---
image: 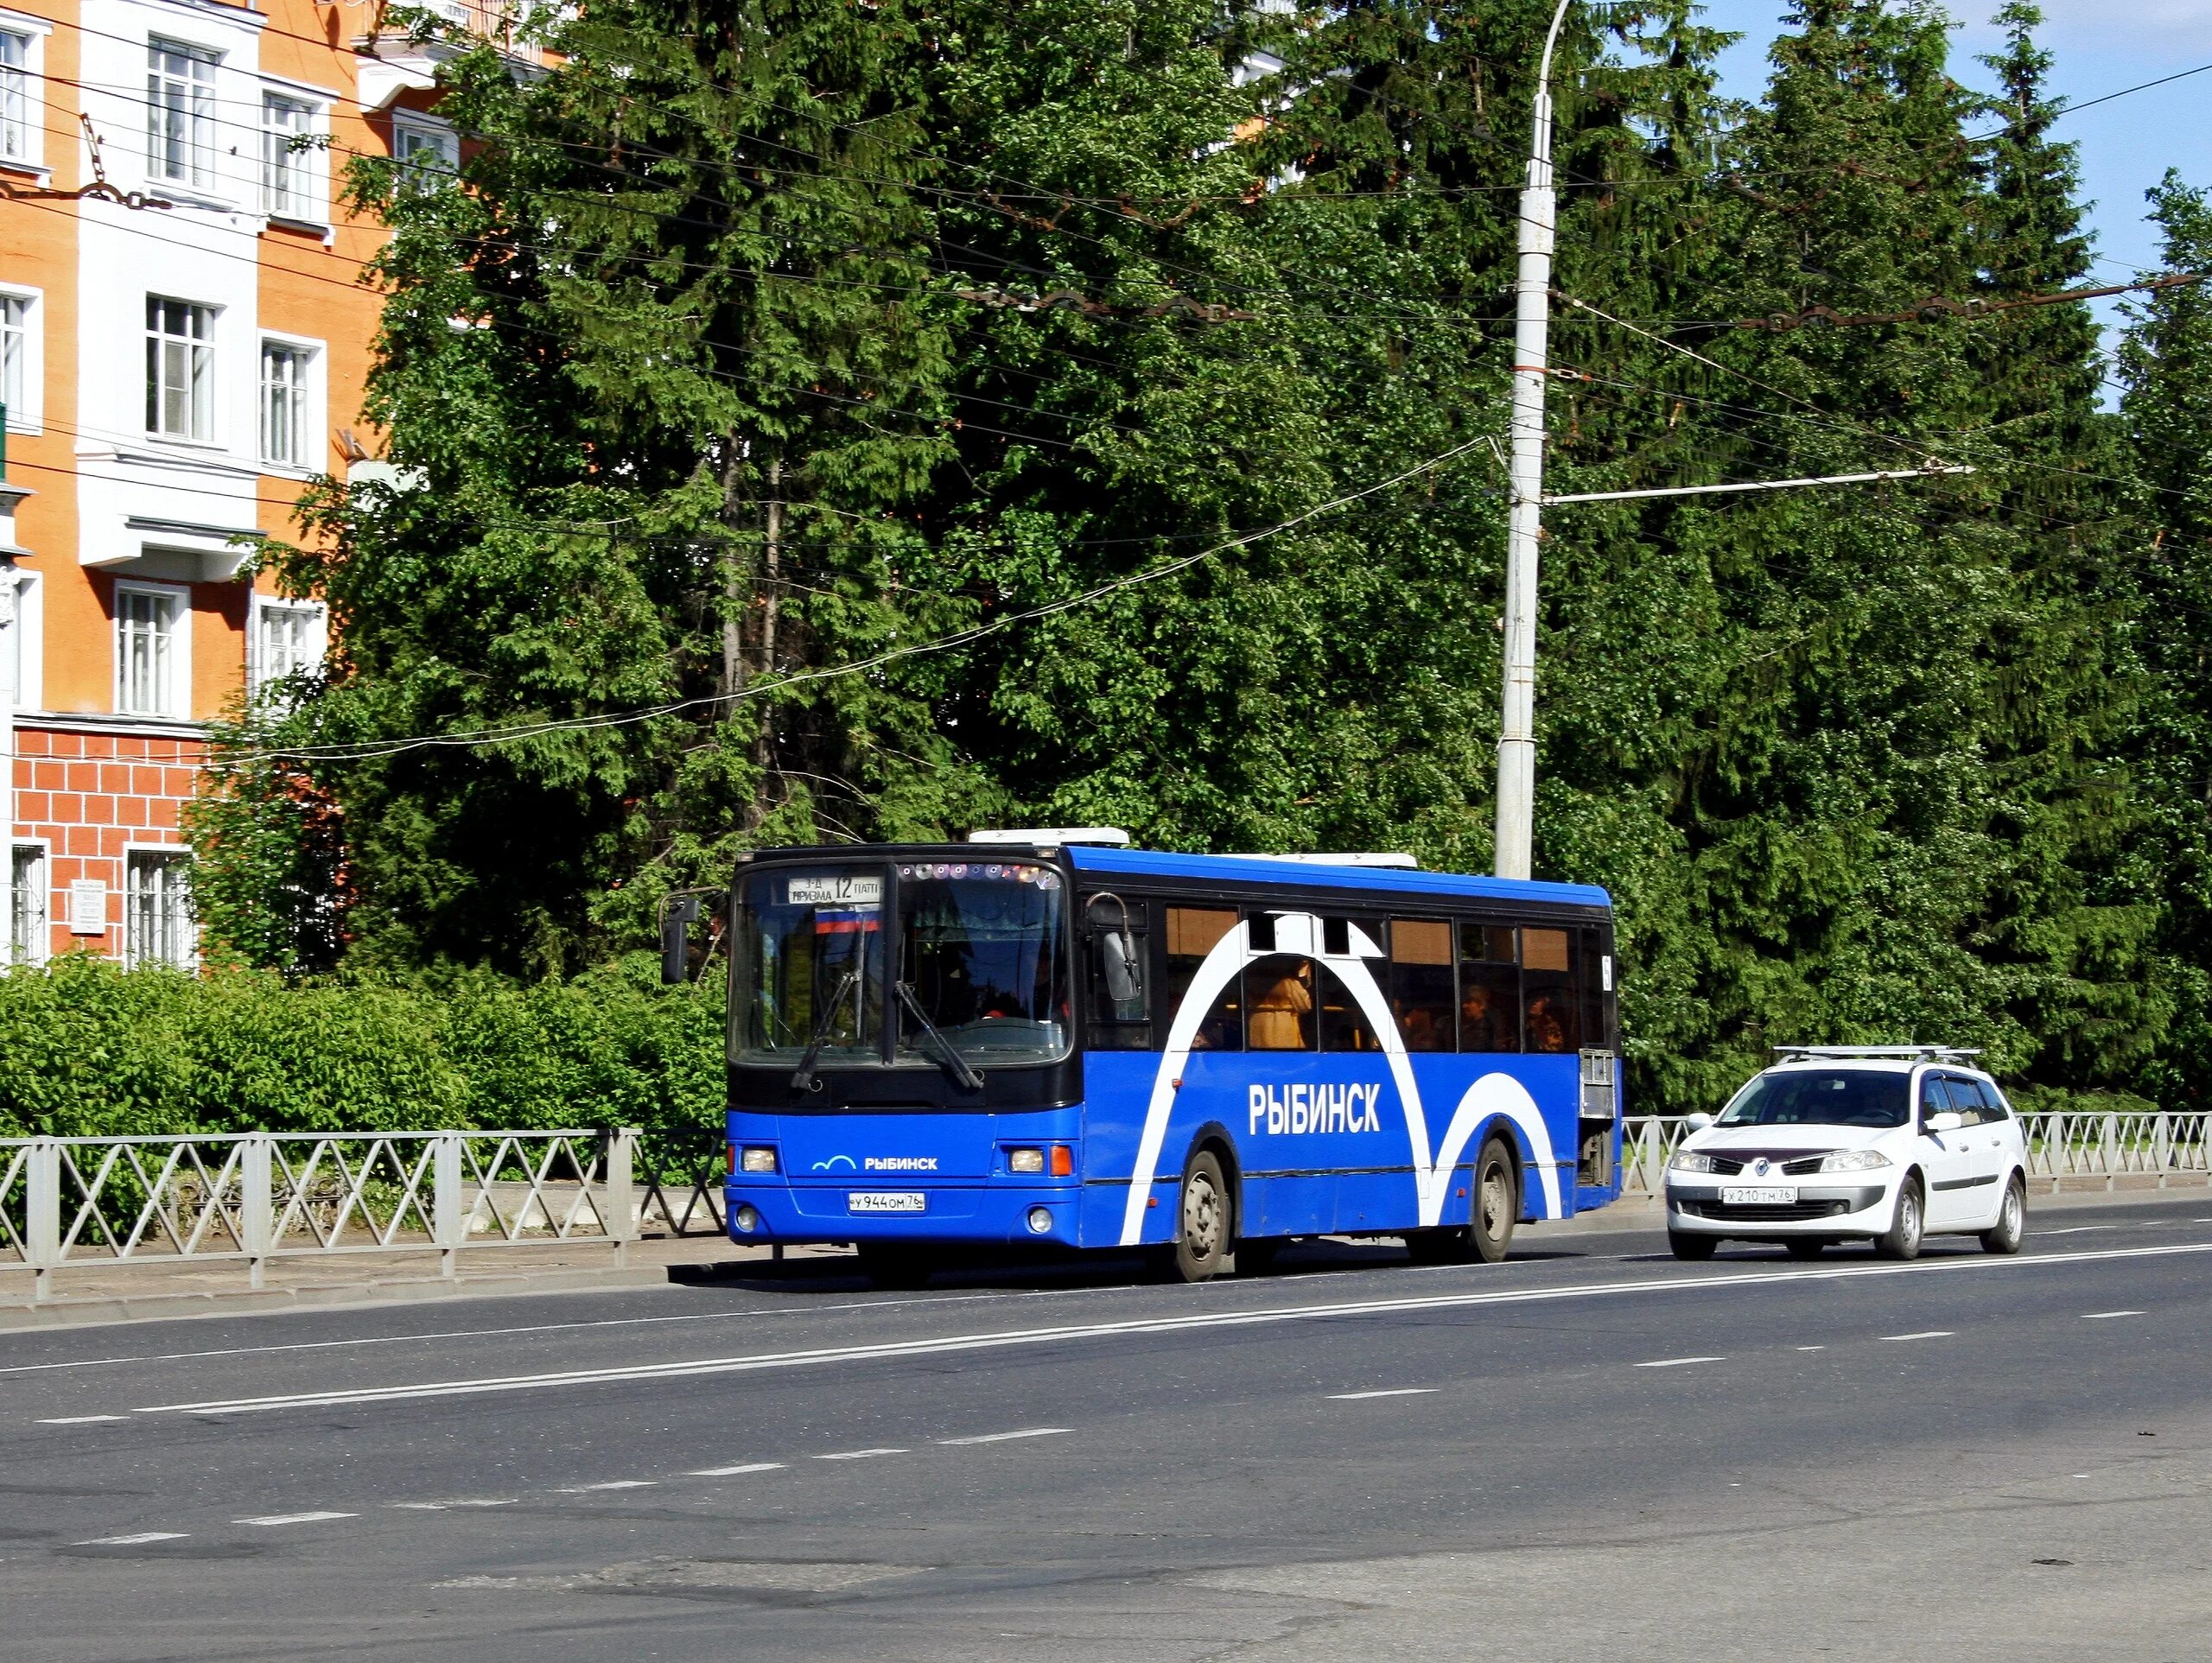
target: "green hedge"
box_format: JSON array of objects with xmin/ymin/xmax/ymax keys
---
[{"xmin": 0, "ymin": 955, "xmax": 727, "ymax": 1141}]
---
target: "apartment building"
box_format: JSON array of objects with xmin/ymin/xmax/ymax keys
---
[{"xmin": 0, "ymin": 0, "xmax": 524, "ymax": 967}]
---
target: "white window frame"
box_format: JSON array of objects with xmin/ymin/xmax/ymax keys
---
[
  {"xmin": 0, "ymin": 281, "xmax": 37, "ymax": 432},
  {"xmin": 10, "ymin": 565, "xmax": 41, "ymax": 711},
  {"xmin": 0, "ymin": 12, "xmax": 49, "ymax": 175},
  {"xmin": 10, "ymin": 839, "xmax": 48, "ymax": 965},
  {"xmin": 146, "ymin": 295, "xmax": 218, "ymax": 444},
  {"xmin": 391, "ymin": 116, "xmax": 459, "ymax": 191},
  {"xmin": 147, "ymin": 37, "xmax": 220, "ymax": 189},
  {"xmin": 260, "ymin": 89, "xmax": 321, "ymax": 222},
  {"xmin": 113, "ymin": 578, "xmax": 191, "ymax": 719},
  {"xmin": 257, "ymin": 335, "xmax": 321, "ymax": 470},
  {"xmin": 123, "ymin": 846, "xmax": 195, "ymax": 970},
  {"xmin": 248, "ymin": 592, "xmax": 326, "ymax": 701}
]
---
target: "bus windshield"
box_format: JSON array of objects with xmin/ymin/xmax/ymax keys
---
[
  {"xmin": 730, "ymin": 860, "xmax": 1070, "ymax": 1070},
  {"xmin": 896, "ymin": 861, "xmax": 1069, "ymax": 1066},
  {"xmin": 731, "ymin": 866, "xmax": 887, "ymax": 1066}
]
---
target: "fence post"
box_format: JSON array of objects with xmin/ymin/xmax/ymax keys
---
[
  {"xmin": 433, "ymin": 1133, "xmax": 465, "ymax": 1280},
  {"xmin": 27, "ymin": 1138, "xmax": 59, "ymax": 1304},
  {"xmin": 2101, "ymin": 1112, "xmax": 2118, "ymax": 1191},
  {"xmin": 606, "ymin": 1129, "xmax": 637, "ymax": 1268},
  {"xmin": 241, "ymin": 1134, "xmax": 273, "ymax": 1291}
]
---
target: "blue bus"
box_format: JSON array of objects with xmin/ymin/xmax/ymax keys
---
[{"xmin": 721, "ymin": 835, "xmax": 1624, "ymax": 1284}]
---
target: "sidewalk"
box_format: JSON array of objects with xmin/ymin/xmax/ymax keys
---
[{"xmin": 3, "ymin": 1175, "xmax": 2201, "ymax": 1335}]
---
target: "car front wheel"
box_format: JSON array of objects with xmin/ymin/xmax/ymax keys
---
[
  {"xmin": 1877, "ymin": 1177, "xmax": 1924, "ymax": 1260},
  {"xmin": 1980, "ymin": 1173, "xmax": 2027, "ymax": 1255},
  {"xmin": 1669, "ymin": 1231, "xmax": 1717, "ymax": 1261}
]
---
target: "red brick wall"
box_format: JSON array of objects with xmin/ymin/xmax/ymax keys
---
[{"xmin": 15, "ymin": 724, "xmax": 200, "ymax": 960}]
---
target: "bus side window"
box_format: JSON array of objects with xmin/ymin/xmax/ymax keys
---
[
  {"xmin": 1388, "ymin": 919, "xmax": 1454, "ymax": 1051},
  {"xmin": 1166, "ymin": 906, "xmax": 1241, "ymax": 1051},
  {"xmin": 1459, "ymin": 921, "xmax": 1521, "ymax": 1052},
  {"xmin": 1578, "ymin": 927, "xmax": 1611, "ymax": 1050},
  {"xmin": 1244, "ymin": 955, "xmax": 1315, "ymax": 1051},
  {"xmin": 1522, "ymin": 927, "xmax": 1580, "ymax": 1053},
  {"xmin": 1319, "ymin": 917, "xmax": 1380, "ymax": 1050}
]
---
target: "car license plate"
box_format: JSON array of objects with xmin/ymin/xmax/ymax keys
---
[
  {"xmin": 848, "ymin": 1191, "xmax": 926, "ymax": 1215},
  {"xmin": 1720, "ymin": 1185, "xmax": 1795, "ymax": 1206}
]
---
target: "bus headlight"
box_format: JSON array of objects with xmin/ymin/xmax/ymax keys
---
[
  {"xmin": 1007, "ymin": 1147, "xmax": 1045, "ymax": 1174},
  {"xmin": 1026, "ymin": 1207, "xmax": 1054, "ymax": 1235},
  {"xmin": 740, "ymin": 1147, "xmax": 779, "ymax": 1174}
]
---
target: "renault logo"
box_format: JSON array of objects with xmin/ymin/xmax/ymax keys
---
[{"xmin": 1752, "ymin": 1157, "xmax": 1771, "ymax": 1177}]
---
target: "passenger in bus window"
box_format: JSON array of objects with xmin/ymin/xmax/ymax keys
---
[
  {"xmin": 1247, "ymin": 959, "xmax": 1315, "ymax": 1050},
  {"xmin": 1524, "ymin": 992, "xmax": 1573, "ymax": 1053}
]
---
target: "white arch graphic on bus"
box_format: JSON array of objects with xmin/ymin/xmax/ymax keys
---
[{"xmin": 1116, "ymin": 912, "xmax": 1563, "ymax": 1247}]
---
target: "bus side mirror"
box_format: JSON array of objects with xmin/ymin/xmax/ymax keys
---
[{"xmin": 660, "ymin": 892, "xmax": 703, "ymax": 985}]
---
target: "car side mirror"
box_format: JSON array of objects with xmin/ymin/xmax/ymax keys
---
[
  {"xmin": 1684, "ymin": 1112, "xmax": 1713, "ymax": 1132},
  {"xmin": 1923, "ymin": 1109, "xmax": 1964, "ymax": 1134}
]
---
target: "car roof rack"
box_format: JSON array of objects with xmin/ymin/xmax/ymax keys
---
[{"xmin": 1772, "ymin": 1044, "xmax": 1983, "ymax": 1063}]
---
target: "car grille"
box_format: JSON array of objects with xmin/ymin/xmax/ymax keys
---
[
  {"xmin": 1675, "ymin": 1197, "xmax": 1854, "ymax": 1222},
  {"xmin": 1705, "ymin": 1150, "xmax": 1834, "ymax": 1177}
]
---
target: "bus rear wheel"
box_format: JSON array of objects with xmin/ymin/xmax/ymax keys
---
[{"xmin": 1173, "ymin": 1150, "xmax": 1230, "ymax": 1283}]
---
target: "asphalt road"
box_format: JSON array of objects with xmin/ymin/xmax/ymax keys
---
[{"xmin": 3, "ymin": 1195, "xmax": 2210, "ymax": 1662}]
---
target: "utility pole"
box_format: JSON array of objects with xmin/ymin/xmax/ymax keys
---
[{"xmin": 1494, "ymin": 0, "xmax": 1573, "ymax": 882}]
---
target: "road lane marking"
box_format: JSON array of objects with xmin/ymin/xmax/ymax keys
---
[
  {"xmin": 74, "ymin": 1533, "xmax": 186, "ymax": 1546},
  {"xmin": 1327, "ymin": 1388, "xmax": 1440, "ymax": 1400},
  {"xmin": 111, "ymin": 1241, "xmax": 2212, "ymax": 1421},
  {"xmin": 1881, "ymin": 1330, "xmax": 1955, "ymax": 1342},
  {"xmin": 813, "ymin": 1448, "xmax": 906, "ymax": 1461},
  {"xmin": 2082, "ymin": 1311, "xmax": 2145, "ymax": 1320},
  {"xmin": 36, "ymin": 1414, "xmax": 128, "ymax": 1425},
  {"xmin": 937, "ymin": 1428, "xmax": 1072, "ymax": 1444},
  {"xmin": 687, "ymin": 1462, "xmax": 786, "ymax": 1476},
  {"xmin": 234, "ymin": 1511, "xmax": 357, "ymax": 1527},
  {"xmin": 2041, "ymin": 1226, "xmax": 2116, "ymax": 1236},
  {"xmin": 389, "ymin": 1500, "xmax": 516, "ymax": 1510},
  {"xmin": 1796, "ymin": 1346, "xmax": 1826, "ymax": 1352},
  {"xmin": 1634, "ymin": 1356, "xmax": 1725, "ymax": 1368},
  {"xmin": 553, "ymin": 1481, "xmax": 654, "ymax": 1492}
]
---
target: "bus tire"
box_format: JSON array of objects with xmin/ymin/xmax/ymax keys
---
[
  {"xmin": 1173, "ymin": 1150, "xmax": 1230, "ymax": 1283},
  {"xmin": 855, "ymin": 1244, "xmax": 934, "ymax": 1290},
  {"xmin": 1471, "ymin": 1135, "xmax": 1518, "ymax": 1264}
]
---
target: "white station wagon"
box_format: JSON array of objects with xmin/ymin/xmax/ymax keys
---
[{"xmin": 1664, "ymin": 1047, "xmax": 2028, "ymax": 1261}]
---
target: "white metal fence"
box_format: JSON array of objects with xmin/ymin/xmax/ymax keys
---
[
  {"xmin": 0, "ymin": 1128, "xmax": 729, "ymax": 1302},
  {"xmin": 1622, "ymin": 1111, "xmax": 2212, "ymax": 1198}
]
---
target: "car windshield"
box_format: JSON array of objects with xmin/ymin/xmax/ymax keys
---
[
  {"xmin": 896, "ymin": 861, "xmax": 1070, "ymax": 1065},
  {"xmin": 1717, "ymin": 1069, "xmax": 1910, "ymax": 1129}
]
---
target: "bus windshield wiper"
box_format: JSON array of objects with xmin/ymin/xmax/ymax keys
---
[
  {"xmin": 790, "ymin": 967, "xmax": 862, "ymax": 1092},
  {"xmin": 896, "ymin": 981, "xmax": 985, "ymax": 1092}
]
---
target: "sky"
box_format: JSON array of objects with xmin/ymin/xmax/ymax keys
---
[{"xmin": 1691, "ymin": 0, "xmax": 2212, "ymax": 354}]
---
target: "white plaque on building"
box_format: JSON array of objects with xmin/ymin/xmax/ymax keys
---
[{"xmin": 68, "ymin": 879, "xmax": 107, "ymax": 936}]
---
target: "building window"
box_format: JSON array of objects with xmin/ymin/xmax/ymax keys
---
[
  {"xmin": 146, "ymin": 39, "xmax": 218, "ymax": 187},
  {"xmin": 10, "ymin": 845, "xmax": 45, "ymax": 964},
  {"xmin": 0, "ymin": 29, "xmax": 30, "ymax": 166},
  {"xmin": 392, "ymin": 119, "xmax": 458, "ymax": 191},
  {"xmin": 261, "ymin": 92, "xmax": 316, "ymax": 219},
  {"xmin": 0, "ymin": 291, "xmax": 29, "ymax": 426},
  {"xmin": 259, "ymin": 340, "xmax": 311, "ymax": 466},
  {"xmin": 253, "ymin": 597, "xmax": 322, "ymax": 699},
  {"xmin": 146, "ymin": 297, "xmax": 214, "ymax": 441},
  {"xmin": 125, "ymin": 851, "xmax": 194, "ymax": 969},
  {"xmin": 116, "ymin": 583, "xmax": 185, "ymax": 716}
]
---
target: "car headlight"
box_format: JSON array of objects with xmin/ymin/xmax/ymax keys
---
[
  {"xmin": 1817, "ymin": 1149, "xmax": 1892, "ymax": 1173},
  {"xmin": 740, "ymin": 1146, "xmax": 779, "ymax": 1174},
  {"xmin": 1668, "ymin": 1150, "xmax": 1719, "ymax": 1174}
]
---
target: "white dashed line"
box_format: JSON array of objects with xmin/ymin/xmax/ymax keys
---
[
  {"xmin": 1327, "ymin": 1387, "xmax": 1440, "ymax": 1400},
  {"xmin": 1881, "ymin": 1330, "xmax": 1955, "ymax": 1342},
  {"xmin": 36, "ymin": 1414, "xmax": 129, "ymax": 1425},
  {"xmin": 553, "ymin": 1481, "xmax": 654, "ymax": 1493},
  {"xmin": 937, "ymin": 1427, "xmax": 1073, "ymax": 1444},
  {"xmin": 688, "ymin": 1462, "xmax": 786, "ymax": 1477},
  {"xmin": 1796, "ymin": 1346, "xmax": 1826, "ymax": 1352},
  {"xmin": 1635, "ymin": 1356, "xmax": 1725, "ymax": 1368},
  {"xmin": 2041, "ymin": 1226, "xmax": 2116, "ymax": 1236},
  {"xmin": 73, "ymin": 1533, "xmax": 187, "ymax": 1546},
  {"xmin": 813, "ymin": 1448, "xmax": 906, "ymax": 1461},
  {"xmin": 2082, "ymin": 1311, "xmax": 2145, "ymax": 1320},
  {"xmin": 389, "ymin": 1499, "xmax": 516, "ymax": 1511},
  {"xmin": 234, "ymin": 1512, "xmax": 357, "ymax": 1527}
]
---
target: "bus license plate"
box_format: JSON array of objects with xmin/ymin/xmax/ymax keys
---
[
  {"xmin": 848, "ymin": 1191, "xmax": 926, "ymax": 1214},
  {"xmin": 1720, "ymin": 1185, "xmax": 1794, "ymax": 1206}
]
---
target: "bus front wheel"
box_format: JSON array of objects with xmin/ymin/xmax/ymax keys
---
[{"xmin": 1173, "ymin": 1150, "xmax": 1231, "ymax": 1283}]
